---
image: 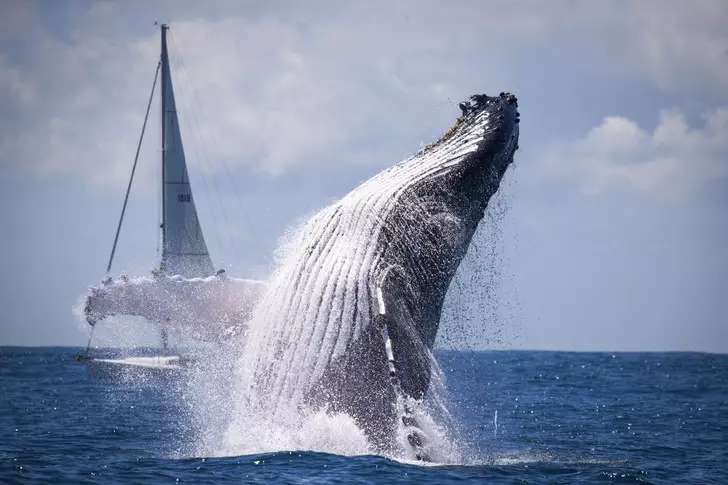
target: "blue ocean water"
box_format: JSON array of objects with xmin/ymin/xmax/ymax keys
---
[{"xmin": 1, "ymin": 347, "xmax": 726, "ymax": 484}]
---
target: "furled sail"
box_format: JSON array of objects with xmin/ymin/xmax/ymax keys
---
[{"xmin": 160, "ymin": 27, "xmax": 214, "ymax": 278}]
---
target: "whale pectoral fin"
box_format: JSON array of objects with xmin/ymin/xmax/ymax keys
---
[
  {"xmin": 375, "ymin": 278, "xmax": 434, "ymax": 461},
  {"xmin": 376, "ymin": 275, "xmax": 433, "ymax": 401}
]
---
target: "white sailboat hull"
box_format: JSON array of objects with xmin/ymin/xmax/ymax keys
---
[{"xmin": 84, "ymin": 355, "xmax": 186, "ymax": 379}]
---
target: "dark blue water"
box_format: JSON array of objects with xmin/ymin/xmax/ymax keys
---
[{"xmin": 1, "ymin": 348, "xmax": 726, "ymax": 484}]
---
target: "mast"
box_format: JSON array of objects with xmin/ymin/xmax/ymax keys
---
[{"xmin": 160, "ymin": 23, "xmax": 169, "ymax": 273}]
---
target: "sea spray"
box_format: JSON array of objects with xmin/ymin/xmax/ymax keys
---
[
  {"xmin": 182, "ymin": 93, "xmax": 519, "ymax": 461},
  {"xmin": 438, "ymin": 184, "xmax": 519, "ymax": 351}
]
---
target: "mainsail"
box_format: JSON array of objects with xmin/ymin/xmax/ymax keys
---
[{"xmin": 160, "ymin": 25, "xmax": 214, "ymax": 278}]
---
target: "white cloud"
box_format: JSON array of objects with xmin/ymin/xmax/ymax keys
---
[
  {"xmin": 0, "ymin": 1, "xmax": 727, "ymax": 190},
  {"xmin": 631, "ymin": 1, "xmax": 728, "ymax": 93},
  {"xmin": 538, "ymin": 108, "xmax": 728, "ymax": 199},
  {"xmin": 514, "ymin": 1, "xmax": 728, "ymax": 95},
  {"xmin": 0, "ymin": 3, "xmax": 481, "ymax": 188},
  {"xmin": 0, "ymin": 55, "xmax": 35, "ymax": 105}
]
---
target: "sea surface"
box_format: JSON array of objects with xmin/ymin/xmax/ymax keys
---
[{"xmin": 1, "ymin": 347, "xmax": 726, "ymax": 484}]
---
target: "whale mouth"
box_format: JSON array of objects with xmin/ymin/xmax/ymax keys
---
[
  {"xmin": 425, "ymin": 92, "xmax": 520, "ymax": 165},
  {"xmin": 467, "ymin": 92, "xmax": 520, "ymax": 179},
  {"xmin": 466, "ymin": 92, "xmax": 520, "ymax": 154},
  {"xmin": 462, "ymin": 91, "xmax": 519, "ymax": 124}
]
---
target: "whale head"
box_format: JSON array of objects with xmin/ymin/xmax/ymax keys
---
[{"xmin": 363, "ymin": 93, "xmax": 520, "ymax": 415}]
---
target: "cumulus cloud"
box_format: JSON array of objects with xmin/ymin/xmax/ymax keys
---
[
  {"xmin": 0, "ymin": 55, "xmax": 35, "ymax": 105},
  {"xmin": 0, "ymin": 0, "xmax": 727, "ymax": 190},
  {"xmin": 0, "ymin": 1, "xmax": 488, "ymax": 188},
  {"xmin": 631, "ymin": 1, "xmax": 728, "ymax": 93},
  {"xmin": 538, "ymin": 108, "xmax": 728, "ymax": 199}
]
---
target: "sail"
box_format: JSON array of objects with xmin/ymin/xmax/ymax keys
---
[{"xmin": 161, "ymin": 27, "xmax": 214, "ymax": 278}]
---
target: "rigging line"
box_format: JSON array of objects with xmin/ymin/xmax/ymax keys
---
[
  {"xmin": 167, "ymin": 36, "xmax": 241, "ymax": 262},
  {"xmin": 166, "ymin": 51, "xmax": 225, "ymax": 263},
  {"xmin": 106, "ymin": 61, "xmax": 161, "ymax": 275},
  {"xmin": 166, "ymin": 35, "xmax": 238, "ymax": 258},
  {"xmin": 167, "ymin": 33, "xmax": 255, "ymax": 239},
  {"xmin": 84, "ymin": 325, "xmax": 95, "ymax": 353},
  {"xmin": 183, "ymin": 99, "xmax": 243, "ymax": 263}
]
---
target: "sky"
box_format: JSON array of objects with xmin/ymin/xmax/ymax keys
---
[{"xmin": 0, "ymin": 0, "xmax": 726, "ymax": 352}]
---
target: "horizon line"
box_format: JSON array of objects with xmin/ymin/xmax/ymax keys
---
[{"xmin": 1, "ymin": 345, "xmax": 726, "ymax": 356}]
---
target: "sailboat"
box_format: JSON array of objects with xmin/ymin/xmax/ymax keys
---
[{"xmin": 76, "ymin": 24, "xmax": 264, "ymax": 377}]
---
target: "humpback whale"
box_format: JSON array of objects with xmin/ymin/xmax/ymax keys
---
[{"xmin": 231, "ymin": 92, "xmax": 520, "ymax": 459}]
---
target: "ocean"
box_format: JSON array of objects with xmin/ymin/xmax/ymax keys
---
[{"xmin": 1, "ymin": 347, "xmax": 726, "ymax": 484}]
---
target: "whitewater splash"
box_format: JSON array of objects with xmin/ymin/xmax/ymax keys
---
[
  {"xmin": 80, "ymin": 274, "xmax": 265, "ymax": 342},
  {"xmin": 179, "ymin": 93, "xmax": 521, "ymax": 462}
]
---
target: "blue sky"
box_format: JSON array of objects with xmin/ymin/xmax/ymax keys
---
[{"xmin": 0, "ymin": 0, "xmax": 726, "ymax": 351}]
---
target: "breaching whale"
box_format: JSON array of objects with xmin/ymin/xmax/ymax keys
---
[{"xmin": 232, "ymin": 92, "xmax": 520, "ymax": 459}]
